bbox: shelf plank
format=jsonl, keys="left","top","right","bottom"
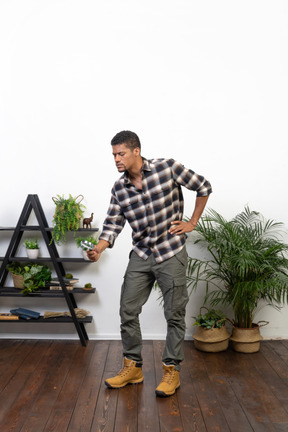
{"left": 0, "top": 226, "right": 99, "bottom": 232}
{"left": 0, "top": 287, "right": 96, "bottom": 297}
{"left": 1, "top": 257, "right": 95, "bottom": 263}
{"left": 0, "top": 316, "right": 93, "bottom": 323}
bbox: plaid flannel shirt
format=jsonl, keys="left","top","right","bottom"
{"left": 99, "top": 157, "right": 212, "bottom": 263}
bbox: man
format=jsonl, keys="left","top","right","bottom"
{"left": 88, "top": 130, "right": 212, "bottom": 397}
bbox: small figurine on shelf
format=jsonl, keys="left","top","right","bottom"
{"left": 83, "top": 213, "right": 94, "bottom": 229}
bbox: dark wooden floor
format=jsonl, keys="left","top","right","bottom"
{"left": 1, "top": 339, "right": 288, "bottom": 432}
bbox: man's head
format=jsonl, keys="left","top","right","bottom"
{"left": 111, "top": 130, "right": 141, "bottom": 151}
{"left": 111, "top": 130, "right": 142, "bottom": 173}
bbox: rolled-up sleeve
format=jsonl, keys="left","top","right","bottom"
{"left": 99, "top": 192, "right": 126, "bottom": 248}
{"left": 170, "top": 159, "right": 212, "bottom": 197}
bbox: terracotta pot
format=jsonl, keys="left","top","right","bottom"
{"left": 193, "top": 325, "right": 230, "bottom": 352}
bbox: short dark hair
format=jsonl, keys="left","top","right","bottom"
{"left": 111, "top": 130, "right": 141, "bottom": 151}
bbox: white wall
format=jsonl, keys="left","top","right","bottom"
{"left": 0, "top": 0, "right": 288, "bottom": 341}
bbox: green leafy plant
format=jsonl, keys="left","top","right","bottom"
{"left": 75, "top": 235, "right": 98, "bottom": 248}
{"left": 51, "top": 194, "right": 86, "bottom": 245}
{"left": 6, "top": 262, "right": 52, "bottom": 295}
{"left": 6, "top": 262, "right": 25, "bottom": 276}
{"left": 22, "top": 264, "right": 52, "bottom": 295}
{"left": 23, "top": 239, "right": 39, "bottom": 249}
{"left": 187, "top": 207, "right": 288, "bottom": 328}
{"left": 193, "top": 308, "right": 227, "bottom": 329}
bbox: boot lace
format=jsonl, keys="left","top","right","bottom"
{"left": 117, "top": 362, "right": 132, "bottom": 377}
{"left": 161, "top": 368, "right": 176, "bottom": 384}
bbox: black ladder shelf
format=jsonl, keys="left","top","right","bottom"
{"left": 0, "top": 194, "right": 98, "bottom": 346}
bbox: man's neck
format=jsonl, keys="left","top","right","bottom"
{"left": 128, "top": 157, "right": 143, "bottom": 189}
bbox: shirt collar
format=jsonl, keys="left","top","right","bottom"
{"left": 123, "top": 157, "right": 151, "bottom": 184}
{"left": 141, "top": 157, "right": 151, "bottom": 172}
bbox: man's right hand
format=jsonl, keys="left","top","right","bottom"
{"left": 87, "top": 245, "right": 102, "bottom": 262}
{"left": 87, "top": 239, "right": 109, "bottom": 262}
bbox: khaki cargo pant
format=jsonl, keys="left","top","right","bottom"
{"left": 120, "top": 246, "right": 189, "bottom": 371}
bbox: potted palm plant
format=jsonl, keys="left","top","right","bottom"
{"left": 187, "top": 207, "right": 288, "bottom": 353}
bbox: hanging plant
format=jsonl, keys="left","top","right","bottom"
{"left": 51, "top": 194, "right": 86, "bottom": 245}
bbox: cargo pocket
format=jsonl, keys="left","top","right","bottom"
{"left": 171, "top": 276, "right": 189, "bottom": 313}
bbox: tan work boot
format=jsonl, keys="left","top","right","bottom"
{"left": 105, "top": 357, "right": 144, "bottom": 389}
{"left": 155, "top": 363, "right": 180, "bottom": 397}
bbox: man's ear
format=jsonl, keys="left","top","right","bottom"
{"left": 134, "top": 147, "right": 141, "bottom": 156}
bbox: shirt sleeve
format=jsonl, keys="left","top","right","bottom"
{"left": 98, "top": 190, "right": 126, "bottom": 248}
{"left": 170, "top": 159, "right": 212, "bottom": 197}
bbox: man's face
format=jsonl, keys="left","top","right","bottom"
{"left": 112, "top": 143, "right": 140, "bottom": 172}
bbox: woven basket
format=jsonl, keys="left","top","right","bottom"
{"left": 193, "top": 326, "right": 230, "bottom": 352}
{"left": 230, "top": 322, "right": 268, "bottom": 353}
{"left": 12, "top": 273, "right": 24, "bottom": 289}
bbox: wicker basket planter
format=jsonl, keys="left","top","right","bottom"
{"left": 12, "top": 273, "right": 24, "bottom": 289}
{"left": 193, "top": 325, "right": 230, "bottom": 352}
{"left": 230, "top": 322, "right": 268, "bottom": 353}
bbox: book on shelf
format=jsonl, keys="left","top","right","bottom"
{"left": 0, "top": 313, "right": 19, "bottom": 320}
{"left": 10, "top": 308, "right": 40, "bottom": 320}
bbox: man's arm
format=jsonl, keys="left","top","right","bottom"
{"left": 168, "top": 195, "right": 209, "bottom": 235}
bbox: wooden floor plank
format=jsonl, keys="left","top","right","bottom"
{"left": 137, "top": 340, "right": 161, "bottom": 432}
{"left": 250, "top": 349, "right": 288, "bottom": 410}
{"left": 0, "top": 340, "right": 37, "bottom": 390}
{"left": 19, "top": 341, "right": 80, "bottom": 432}
{"left": 201, "top": 347, "right": 254, "bottom": 432}
{"left": 43, "top": 341, "right": 96, "bottom": 432}
{"left": 68, "top": 341, "right": 109, "bottom": 432}
{"left": 185, "top": 342, "right": 231, "bottom": 432}
{"left": 90, "top": 380, "right": 118, "bottom": 432}
{"left": 0, "top": 340, "right": 288, "bottom": 432}
{"left": 114, "top": 384, "right": 138, "bottom": 432}
{"left": 178, "top": 343, "right": 207, "bottom": 432}
{"left": 90, "top": 340, "right": 123, "bottom": 432}
{"left": 222, "top": 350, "right": 278, "bottom": 432}
{"left": 0, "top": 340, "right": 53, "bottom": 430}
{"left": 262, "top": 341, "right": 288, "bottom": 382}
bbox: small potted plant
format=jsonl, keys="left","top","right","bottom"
{"left": 83, "top": 282, "right": 93, "bottom": 291}
{"left": 75, "top": 235, "right": 98, "bottom": 260}
{"left": 23, "top": 239, "right": 39, "bottom": 259}
{"left": 6, "top": 262, "right": 25, "bottom": 289}
{"left": 51, "top": 194, "right": 86, "bottom": 245}
{"left": 192, "top": 307, "right": 230, "bottom": 352}
{"left": 6, "top": 262, "right": 52, "bottom": 294}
